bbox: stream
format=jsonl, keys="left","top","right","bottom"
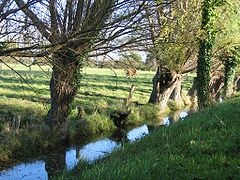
{"left": 0, "top": 110, "right": 189, "bottom": 180}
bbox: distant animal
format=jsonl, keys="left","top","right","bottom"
{"left": 125, "top": 68, "right": 137, "bottom": 78}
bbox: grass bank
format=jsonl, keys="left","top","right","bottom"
{"left": 56, "top": 96, "right": 240, "bottom": 179}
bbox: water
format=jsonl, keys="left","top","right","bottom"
{"left": 0, "top": 161, "right": 47, "bottom": 180}
{"left": 162, "top": 110, "right": 189, "bottom": 126}
{"left": 0, "top": 110, "right": 189, "bottom": 180}
{"left": 127, "top": 124, "right": 149, "bottom": 142}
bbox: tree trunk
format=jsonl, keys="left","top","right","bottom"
{"left": 170, "top": 75, "right": 184, "bottom": 107}
{"left": 197, "top": 0, "right": 216, "bottom": 109}
{"left": 149, "top": 67, "right": 161, "bottom": 104}
{"left": 159, "top": 82, "right": 176, "bottom": 110}
{"left": 47, "top": 52, "right": 80, "bottom": 128}
{"left": 159, "top": 74, "right": 182, "bottom": 111}
{"left": 235, "top": 76, "right": 240, "bottom": 92}
{"left": 188, "top": 77, "right": 198, "bottom": 104}
{"left": 223, "top": 59, "right": 237, "bottom": 97}
{"left": 197, "top": 38, "right": 212, "bottom": 109}
{"left": 149, "top": 67, "right": 181, "bottom": 111}
{"left": 209, "top": 72, "right": 224, "bottom": 99}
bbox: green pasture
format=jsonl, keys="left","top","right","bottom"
{"left": 0, "top": 63, "right": 194, "bottom": 112}
{"left": 0, "top": 63, "right": 157, "bottom": 112}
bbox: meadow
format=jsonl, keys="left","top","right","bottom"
{"left": 0, "top": 64, "right": 154, "bottom": 113}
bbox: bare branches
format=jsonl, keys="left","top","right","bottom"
{"left": 73, "top": 0, "right": 84, "bottom": 31}
{"left": 49, "top": 0, "right": 59, "bottom": 38}
{"left": 14, "top": 0, "right": 51, "bottom": 41}
{"left": 0, "top": 0, "right": 165, "bottom": 65}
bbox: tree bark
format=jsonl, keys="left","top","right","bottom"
{"left": 149, "top": 67, "right": 161, "bottom": 104}
{"left": 149, "top": 67, "right": 182, "bottom": 111}
{"left": 197, "top": 0, "right": 216, "bottom": 109}
{"left": 159, "top": 74, "right": 181, "bottom": 111}
{"left": 235, "top": 76, "right": 240, "bottom": 92}
{"left": 47, "top": 52, "right": 80, "bottom": 127}
{"left": 170, "top": 75, "right": 184, "bottom": 107}
{"left": 209, "top": 72, "right": 224, "bottom": 99}
{"left": 188, "top": 77, "right": 198, "bottom": 104}
{"left": 223, "top": 59, "right": 237, "bottom": 97}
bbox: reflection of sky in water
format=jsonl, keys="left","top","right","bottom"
{"left": 162, "top": 117, "right": 170, "bottom": 126}
{"left": 180, "top": 111, "right": 188, "bottom": 119}
{"left": 127, "top": 124, "right": 149, "bottom": 142}
{"left": 79, "top": 139, "right": 120, "bottom": 163}
{"left": 162, "top": 111, "right": 189, "bottom": 126}
{"left": 65, "top": 149, "right": 79, "bottom": 170}
{"left": 0, "top": 160, "right": 47, "bottom": 180}
{"left": 219, "top": 96, "right": 223, "bottom": 103}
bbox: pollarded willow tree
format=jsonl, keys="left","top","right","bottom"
{"left": 142, "top": 0, "right": 202, "bottom": 110}
{"left": 0, "top": 0, "right": 147, "bottom": 128}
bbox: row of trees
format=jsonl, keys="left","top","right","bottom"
{"left": 148, "top": 0, "right": 240, "bottom": 110}
{"left": 0, "top": 0, "right": 239, "bottom": 130}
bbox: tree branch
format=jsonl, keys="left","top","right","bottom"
{"left": 14, "top": 0, "right": 51, "bottom": 41}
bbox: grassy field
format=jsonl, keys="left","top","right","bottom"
{"left": 0, "top": 64, "right": 156, "bottom": 112}
{"left": 56, "top": 95, "right": 240, "bottom": 179}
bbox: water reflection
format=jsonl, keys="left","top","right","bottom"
{"left": 65, "top": 149, "right": 79, "bottom": 170}
{"left": 162, "top": 110, "right": 189, "bottom": 126}
{"left": 65, "top": 139, "right": 120, "bottom": 170}
{"left": 0, "top": 161, "right": 47, "bottom": 180}
{"left": 180, "top": 111, "right": 188, "bottom": 119}
{"left": 162, "top": 117, "right": 170, "bottom": 126}
{"left": 110, "top": 128, "right": 127, "bottom": 142}
{"left": 44, "top": 149, "right": 66, "bottom": 178}
{"left": 127, "top": 125, "right": 149, "bottom": 142}
{"left": 79, "top": 139, "right": 120, "bottom": 163}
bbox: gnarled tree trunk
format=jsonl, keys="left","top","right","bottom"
{"left": 170, "top": 75, "right": 184, "bottom": 107}
{"left": 209, "top": 72, "right": 224, "bottom": 99}
{"left": 149, "top": 67, "right": 161, "bottom": 104}
{"left": 149, "top": 66, "right": 182, "bottom": 111}
{"left": 223, "top": 59, "right": 237, "bottom": 97}
{"left": 47, "top": 52, "right": 81, "bottom": 128}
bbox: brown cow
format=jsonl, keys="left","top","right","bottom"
{"left": 125, "top": 68, "right": 137, "bottom": 78}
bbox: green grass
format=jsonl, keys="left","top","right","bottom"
{"left": 56, "top": 95, "right": 240, "bottom": 179}
{"left": 0, "top": 64, "right": 155, "bottom": 109}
